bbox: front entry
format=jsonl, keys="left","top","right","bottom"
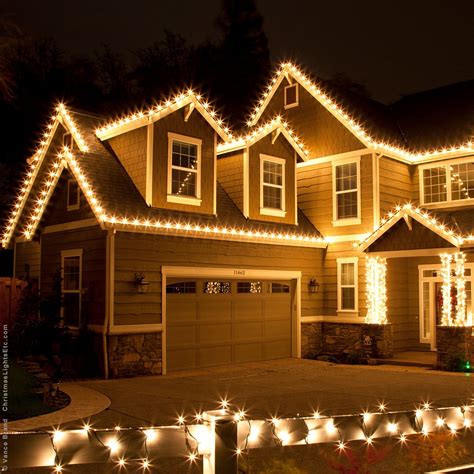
{"left": 419, "top": 265, "right": 473, "bottom": 350}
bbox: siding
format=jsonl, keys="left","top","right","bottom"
{"left": 248, "top": 133, "right": 297, "bottom": 225}
{"left": 152, "top": 109, "right": 215, "bottom": 214}
{"left": 107, "top": 126, "right": 148, "bottom": 200}
{"left": 41, "top": 226, "right": 107, "bottom": 326}
{"left": 297, "top": 154, "right": 374, "bottom": 237}
{"left": 114, "top": 232, "right": 324, "bottom": 326}
{"left": 14, "top": 240, "right": 41, "bottom": 280}
{"left": 259, "top": 79, "right": 365, "bottom": 158}
{"left": 216, "top": 152, "right": 244, "bottom": 214}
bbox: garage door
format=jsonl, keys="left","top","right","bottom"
{"left": 166, "top": 278, "right": 293, "bottom": 371}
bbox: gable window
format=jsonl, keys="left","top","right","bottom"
{"left": 337, "top": 257, "right": 358, "bottom": 312}
{"left": 61, "top": 249, "right": 82, "bottom": 327}
{"left": 332, "top": 158, "right": 361, "bottom": 226}
{"left": 167, "top": 132, "right": 202, "bottom": 206}
{"left": 67, "top": 178, "right": 80, "bottom": 211}
{"left": 284, "top": 83, "right": 299, "bottom": 109}
{"left": 260, "top": 154, "right": 286, "bottom": 217}
{"left": 63, "top": 132, "right": 73, "bottom": 149}
{"left": 421, "top": 159, "right": 474, "bottom": 205}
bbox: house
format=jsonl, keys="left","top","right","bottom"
{"left": 3, "top": 63, "right": 474, "bottom": 377}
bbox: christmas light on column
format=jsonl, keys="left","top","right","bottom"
{"left": 440, "top": 254, "right": 453, "bottom": 326}
{"left": 365, "top": 256, "right": 387, "bottom": 324}
{"left": 454, "top": 252, "right": 468, "bottom": 326}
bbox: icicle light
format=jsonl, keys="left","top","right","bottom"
{"left": 365, "top": 256, "right": 388, "bottom": 324}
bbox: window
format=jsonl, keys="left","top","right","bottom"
{"left": 167, "top": 132, "right": 202, "bottom": 206}
{"left": 62, "top": 132, "right": 73, "bottom": 149}
{"left": 333, "top": 159, "right": 360, "bottom": 225}
{"left": 237, "top": 281, "right": 262, "bottom": 293}
{"left": 270, "top": 283, "right": 290, "bottom": 293}
{"left": 337, "top": 258, "right": 358, "bottom": 312}
{"left": 421, "top": 160, "right": 474, "bottom": 205}
{"left": 61, "top": 250, "right": 82, "bottom": 327}
{"left": 166, "top": 281, "right": 196, "bottom": 294}
{"left": 260, "top": 155, "right": 286, "bottom": 217}
{"left": 284, "top": 83, "right": 299, "bottom": 109}
{"left": 204, "top": 281, "right": 231, "bottom": 294}
{"left": 67, "top": 179, "right": 80, "bottom": 211}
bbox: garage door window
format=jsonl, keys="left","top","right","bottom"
{"left": 204, "top": 281, "right": 231, "bottom": 294}
{"left": 237, "top": 281, "right": 262, "bottom": 293}
{"left": 166, "top": 281, "right": 196, "bottom": 294}
{"left": 270, "top": 283, "right": 290, "bottom": 293}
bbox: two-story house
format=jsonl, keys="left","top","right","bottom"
{"left": 3, "top": 62, "right": 473, "bottom": 377}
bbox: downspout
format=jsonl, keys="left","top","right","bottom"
{"left": 103, "top": 228, "right": 115, "bottom": 379}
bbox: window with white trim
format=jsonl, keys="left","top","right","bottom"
{"left": 337, "top": 257, "right": 358, "bottom": 312}
{"left": 61, "top": 250, "right": 82, "bottom": 327}
{"left": 167, "top": 133, "right": 202, "bottom": 206}
{"left": 260, "top": 154, "right": 286, "bottom": 217}
{"left": 284, "top": 83, "right": 299, "bottom": 109}
{"left": 62, "top": 132, "right": 73, "bottom": 149}
{"left": 333, "top": 159, "right": 360, "bottom": 225}
{"left": 67, "top": 179, "right": 80, "bottom": 211}
{"left": 421, "top": 160, "right": 474, "bottom": 205}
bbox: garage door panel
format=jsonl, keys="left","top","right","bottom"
{"left": 167, "top": 299, "right": 198, "bottom": 322}
{"left": 233, "top": 321, "right": 263, "bottom": 342}
{"left": 233, "top": 342, "right": 263, "bottom": 363}
{"left": 168, "top": 325, "right": 197, "bottom": 345}
{"left": 264, "top": 300, "right": 292, "bottom": 319}
{"left": 199, "top": 345, "right": 232, "bottom": 367}
{"left": 199, "top": 323, "right": 232, "bottom": 344}
{"left": 264, "top": 339, "right": 292, "bottom": 359}
{"left": 168, "top": 348, "right": 197, "bottom": 371}
{"left": 264, "top": 319, "right": 291, "bottom": 338}
{"left": 199, "top": 301, "right": 232, "bottom": 321}
{"left": 233, "top": 300, "right": 264, "bottom": 320}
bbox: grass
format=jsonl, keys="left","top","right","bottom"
{"left": 8, "top": 360, "right": 57, "bottom": 421}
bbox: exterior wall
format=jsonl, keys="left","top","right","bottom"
{"left": 216, "top": 152, "right": 244, "bottom": 214}
{"left": 41, "top": 226, "right": 107, "bottom": 326}
{"left": 152, "top": 109, "right": 216, "bottom": 214}
{"left": 248, "top": 133, "right": 297, "bottom": 225}
{"left": 107, "top": 126, "right": 147, "bottom": 200}
{"left": 379, "top": 156, "right": 417, "bottom": 215}
{"left": 113, "top": 232, "right": 324, "bottom": 326}
{"left": 297, "top": 153, "right": 374, "bottom": 237}
{"left": 14, "top": 240, "right": 41, "bottom": 280}
{"left": 259, "top": 79, "right": 364, "bottom": 158}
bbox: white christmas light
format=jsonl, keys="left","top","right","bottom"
{"left": 365, "top": 257, "right": 388, "bottom": 324}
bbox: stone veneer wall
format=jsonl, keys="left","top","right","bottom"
{"left": 301, "top": 322, "right": 393, "bottom": 359}
{"left": 436, "top": 326, "right": 473, "bottom": 370}
{"left": 108, "top": 332, "right": 162, "bottom": 378}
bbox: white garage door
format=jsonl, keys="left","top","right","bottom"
{"left": 166, "top": 278, "right": 293, "bottom": 371}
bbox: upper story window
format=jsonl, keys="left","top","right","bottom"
{"left": 332, "top": 158, "right": 361, "bottom": 226}
{"left": 260, "top": 154, "right": 286, "bottom": 217}
{"left": 421, "top": 159, "right": 474, "bottom": 205}
{"left": 167, "top": 132, "right": 202, "bottom": 206}
{"left": 63, "top": 132, "right": 73, "bottom": 149}
{"left": 337, "top": 257, "right": 358, "bottom": 312}
{"left": 284, "top": 83, "right": 299, "bottom": 109}
{"left": 67, "top": 178, "right": 80, "bottom": 211}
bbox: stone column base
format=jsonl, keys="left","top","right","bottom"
{"left": 436, "top": 326, "right": 473, "bottom": 371}
{"left": 360, "top": 324, "right": 393, "bottom": 359}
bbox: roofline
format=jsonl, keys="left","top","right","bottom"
{"left": 248, "top": 62, "right": 474, "bottom": 164}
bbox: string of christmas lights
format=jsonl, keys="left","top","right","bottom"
{"left": 248, "top": 62, "right": 474, "bottom": 162}
{"left": 365, "top": 256, "right": 388, "bottom": 324}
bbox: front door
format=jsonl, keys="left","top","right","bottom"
{"left": 419, "top": 265, "right": 473, "bottom": 350}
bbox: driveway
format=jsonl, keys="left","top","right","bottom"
{"left": 72, "top": 358, "right": 474, "bottom": 429}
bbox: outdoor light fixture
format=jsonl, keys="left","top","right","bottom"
{"left": 308, "top": 278, "right": 320, "bottom": 294}
{"left": 135, "top": 273, "right": 150, "bottom": 294}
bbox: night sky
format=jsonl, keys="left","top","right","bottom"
{"left": 4, "top": 0, "right": 473, "bottom": 103}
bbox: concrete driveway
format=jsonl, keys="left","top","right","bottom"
{"left": 72, "top": 358, "right": 474, "bottom": 430}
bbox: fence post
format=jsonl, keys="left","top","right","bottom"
{"left": 202, "top": 410, "right": 238, "bottom": 474}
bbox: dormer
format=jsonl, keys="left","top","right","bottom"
{"left": 217, "top": 118, "right": 309, "bottom": 225}
{"left": 96, "top": 92, "right": 231, "bottom": 215}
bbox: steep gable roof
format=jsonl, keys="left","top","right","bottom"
{"left": 249, "top": 62, "right": 474, "bottom": 163}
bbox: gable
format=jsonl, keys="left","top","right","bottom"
{"left": 367, "top": 218, "right": 455, "bottom": 252}
{"left": 259, "top": 77, "right": 365, "bottom": 159}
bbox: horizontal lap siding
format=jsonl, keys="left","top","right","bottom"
{"left": 297, "top": 154, "right": 374, "bottom": 237}
{"left": 216, "top": 153, "right": 244, "bottom": 213}
{"left": 41, "top": 226, "right": 106, "bottom": 326}
{"left": 114, "top": 233, "right": 324, "bottom": 326}
{"left": 15, "top": 240, "right": 41, "bottom": 279}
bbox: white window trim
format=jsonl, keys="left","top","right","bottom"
{"left": 67, "top": 178, "right": 80, "bottom": 211}
{"left": 260, "top": 154, "right": 286, "bottom": 217}
{"left": 337, "top": 257, "right": 359, "bottom": 313}
{"left": 332, "top": 156, "right": 361, "bottom": 226}
{"left": 61, "top": 249, "right": 83, "bottom": 328}
{"left": 167, "top": 132, "right": 202, "bottom": 206}
{"left": 420, "top": 156, "right": 474, "bottom": 207}
{"left": 284, "top": 83, "right": 299, "bottom": 110}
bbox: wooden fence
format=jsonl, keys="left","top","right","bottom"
{"left": 0, "top": 277, "right": 26, "bottom": 326}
